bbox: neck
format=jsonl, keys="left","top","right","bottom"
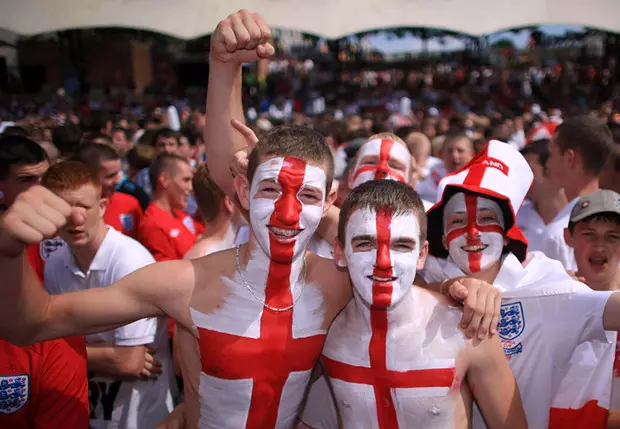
{"left": 152, "top": 194, "right": 174, "bottom": 216}
{"left": 417, "top": 154, "right": 429, "bottom": 169}
{"left": 351, "top": 286, "right": 417, "bottom": 332}
{"left": 237, "top": 237, "right": 306, "bottom": 296}
{"left": 583, "top": 271, "right": 620, "bottom": 292}
{"left": 71, "top": 224, "right": 108, "bottom": 273}
{"left": 533, "top": 187, "right": 568, "bottom": 224}
{"left": 203, "top": 214, "right": 234, "bottom": 242}
{"left": 564, "top": 173, "right": 599, "bottom": 202}
{"left": 467, "top": 259, "right": 503, "bottom": 285}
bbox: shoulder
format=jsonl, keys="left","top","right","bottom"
{"left": 106, "top": 230, "right": 155, "bottom": 268}
{"left": 309, "top": 254, "right": 352, "bottom": 310}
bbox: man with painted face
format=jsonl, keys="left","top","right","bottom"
{"left": 421, "top": 140, "right": 620, "bottom": 429}
{"left": 322, "top": 180, "right": 527, "bottom": 429}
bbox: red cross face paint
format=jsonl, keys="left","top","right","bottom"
{"left": 250, "top": 156, "right": 326, "bottom": 263}
{"left": 443, "top": 192, "right": 505, "bottom": 274}
{"left": 345, "top": 207, "right": 420, "bottom": 309}
{"left": 351, "top": 139, "right": 410, "bottom": 189}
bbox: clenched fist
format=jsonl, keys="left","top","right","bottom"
{"left": 211, "top": 10, "right": 274, "bottom": 64}
{"left": 0, "top": 186, "right": 84, "bottom": 257}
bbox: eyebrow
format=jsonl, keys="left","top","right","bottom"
{"left": 351, "top": 234, "right": 375, "bottom": 242}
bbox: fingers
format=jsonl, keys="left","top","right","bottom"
{"left": 448, "top": 282, "right": 468, "bottom": 302}
{"left": 252, "top": 12, "right": 272, "bottom": 44}
{"left": 231, "top": 119, "right": 259, "bottom": 147}
{"left": 229, "top": 12, "right": 251, "bottom": 51}
{"left": 240, "top": 9, "right": 262, "bottom": 50}
{"left": 467, "top": 290, "right": 486, "bottom": 339}
{"left": 459, "top": 286, "right": 477, "bottom": 335}
{"left": 476, "top": 290, "right": 498, "bottom": 340}
{"left": 489, "top": 291, "right": 502, "bottom": 335}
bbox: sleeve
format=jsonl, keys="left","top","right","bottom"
{"left": 545, "top": 291, "right": 614, "bottom": 349}
{"left": 109, "top": 242, "right": 158, "bottom": 346}
{"left": 34, "top": 338, "right": 89, "bottom": 429}
{"left": 138, "top": 225, "right": 180, "bottom": 261}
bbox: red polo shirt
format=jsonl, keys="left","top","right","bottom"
{"left": 104, "top": 192, "right": 144, "bottom": 239}
{"left": 138, "top": 203, "right": 204, "bottom": 262}
{"left": 0, "top": 338, "right": 89, "bottom": 429}
{"left": 25, "top": 238, "right": 67, "bottom": 285}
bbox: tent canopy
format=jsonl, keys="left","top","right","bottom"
{"left": 2, "top": 0, "right": 619, "bottom": 40}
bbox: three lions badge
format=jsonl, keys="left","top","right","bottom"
{"left": 499, "top": 302, "right": 525, "bottom": 357}
{"left": 0, "top": 375, "right": 29, "bottom": 414}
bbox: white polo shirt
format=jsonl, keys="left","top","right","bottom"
{"left": 516, "top": 199, "right": 547, "bottom": 253}
{"left": 423, "top": 252, "right": 612, "bottom": 429}
{"left": 541, "top": 197, "right": 579, "bottom": 271}
{"left": 44, "top": 227, "right": 175, "bottom": 429}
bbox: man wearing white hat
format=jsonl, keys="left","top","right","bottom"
{"left": 422, "top": 140, "right": 620, "bottom": 428}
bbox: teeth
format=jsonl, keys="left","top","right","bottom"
{"left": 463, "top": 245, "right": 486, "bottom": 252}
{"left": 269, "top": 227, "right": 301, "bottom": 238}
{"left": 368, "top": 276, "right": 396, "bottom": 282}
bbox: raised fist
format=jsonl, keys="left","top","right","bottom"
{"left": 0, "top": 186, "right": 83, "bottom": 257}
{"left": 211, "top": 10, "right": 274, "bottom": 64}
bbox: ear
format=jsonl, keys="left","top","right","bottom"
{"left": 441, "top": 234, "right": 448, "bottom": 251}
{"left": 347, "top": 167, "right": 356, "bottom": 190}
{"left": 333, "top": 239, "right": 348, "bottom": 268}
{"left": 99, "top": 197, "right": 109, "bottom": 217}
{"left": 417, "top": 240, "right": 429, "bottom": 271}
{"left": 503, "top": 235, "right": 510, "bottom": 246}
{"left": 223, "top": 195, "right": 234, "bottom": 215}
{"left": 323, "top": 187, "right": 337, "bottom": 215}
{"left": 233, "top": 174, "right": 251, "bottom": 212}
{"left": 159, "top": 171, "right": 171, "bottom": 189}
{"left": 566, "top": 149, "right": 577, "bottom": 169}
{"left": 563, "top": 227, "right": 574, "bottom": 248}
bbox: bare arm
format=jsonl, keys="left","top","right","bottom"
{"left": 609, "top": 410, "right": 620, "bottom": 429}
{"left": 176, "top": 325, "right": 202, "bottom": 429}
{"left": 466, "top": 335, "right": 528, "bottom": 429}
{"left": 86, "top": 344, "right": 162, "bottom": 380}
{"left": 204, "top": 10, "right": 273, "bottom": 200}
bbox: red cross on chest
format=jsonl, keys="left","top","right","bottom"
{"left": 197, "top": 156, "right": 326, "bottom": 428}
{"left": 323, "top": 208, "right": 455, "bottom": 428}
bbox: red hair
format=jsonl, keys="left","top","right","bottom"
{"left": 41, "top": 161, "right": 101, "bottom": 192}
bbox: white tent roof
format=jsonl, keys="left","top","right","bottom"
{"left": 2, "top": 0, "right": 619, "bottom": 39}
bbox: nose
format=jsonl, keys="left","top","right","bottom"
{"left": 466, "top": 219, "right": 479, "bottom": 239}
{"left": 275, "top": 190, "right": 301, "bottom": 226}
{"left": 374, "top": 241, "right": 392, "bottom": 271}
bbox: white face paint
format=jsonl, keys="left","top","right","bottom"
{"left": 345, "top": 207, "right": 420, "bottom": 309}
{"left": 443, "top": 192, "right": 505, "bottom": 274}
{"left": 350, "top": 139, "right": 411, "bottom": 189}
{"left": 250, "top": 156, "right": 326, "bottom": 263}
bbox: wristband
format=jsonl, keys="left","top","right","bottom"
{"left": 439, "top": 278, "right": 450, "bottom": 296}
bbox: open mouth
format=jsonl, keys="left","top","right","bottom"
{"left": 267, "top": 226, "right": 303, "bottom": 240}
{"left": 367, "top": 275, "right": 397, "bottom": 283}
{"left": 588, "top": 256, "right": 609, "bottom": 269}
{"left": 461, "top": 244, "right": 488, "bottom": 253}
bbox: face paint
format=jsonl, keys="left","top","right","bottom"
{"left": 345, "top": 207, "right": 420, "bottom": 309}
{"left": 351, "top": 139, "right": 411, "bottom": 189}
{"left": 443, "top": 193, "right": 505, "bottom": 274}
{"left": 250, "top": 156, "right": 326, "bottom": 263}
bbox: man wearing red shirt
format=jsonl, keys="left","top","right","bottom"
{"left": 0, "top": 135, "right": 89, "bottom": 428}
{"left": 138, "top": 153, "right": 203, "bottom": 261}
{"left": 72, "top": 143, "right": 144, "bottom": 239}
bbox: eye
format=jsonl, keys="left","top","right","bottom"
{"left": 393, "top": 243, "right": 415, "bottom": 252}
{"left": 299, "top": 192, "right": 319, "bottom": 201}
{"left": 354, "top": 241, "right": 373, "bottom": 251}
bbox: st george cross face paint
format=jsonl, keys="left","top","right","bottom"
{"left": 249, "top": 156, "right": 326, "bottom": 263}
{"left": 443, "top": 192, "right": 505, "bottom": 274}
{"left": 344, "top": 207, "right": 420, "bottom": 309}
{"left": 350, "top": 139, "right": 411, "bottom": 189}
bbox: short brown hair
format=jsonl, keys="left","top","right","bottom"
{"left": 71, "top": 142, "right": 119, "bottom": 173}
{"left": 368, "top": 132, "right": 408, "bottom": 148}
{"left": 149, "top": 153, "right": 189, "bottom": 191}
{"left": 247, "top": 125, "right": 334, "bottom": 193}
{"left": 193, "top": 164, "right": 226, "bottom": 222}
{"left": 41, "top": 161, "right": 100, "bottom": 192}
{"left": 126, "top": 144, "right": 155, "bottom": 171}
{"left": 555, "top": 116, "right": 613, "bottom": 174}
{"left": 337, "top": 180, "right": 427, "bottom": 246}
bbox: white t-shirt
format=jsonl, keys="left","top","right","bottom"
{"left": 541, "top": 197, "right": 578, "bottom": 271}
{"left": 44, "top": 227, "right": 175, "bottom": 429}
{"left": 415, "top": 157, "right": 444, "bottom": 203}
{"left": 423, "top": 252, "right": 612, "bottom": 429}
{"left": 516, "top": 199, "right": 547, "bottom": 253}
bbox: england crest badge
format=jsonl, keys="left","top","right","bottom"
{"left": 39, "top": 238, "right": 66, "bottom": 261}
{"left": 0, "top": 374, "right": 29, "bottom": 414}
{"left": 499, "top": 302, "right": 525, "bottom": 357}
{"left": 120, "top": 214, "right": 134, "bottom": 232}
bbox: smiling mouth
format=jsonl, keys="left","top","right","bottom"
{"left": 367, "top": 275, "right": 397, "bottom": 283}
{"left": 461, "top": 244, "right": 488, "bottom": 253}
{"left": 589, "top": 256, "right": 609, "bottom": 269}
{"left": 267, "top": 226, "right": 303, "bottom": 240}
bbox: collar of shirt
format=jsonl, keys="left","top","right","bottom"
{"left": 65, "top": 227, "right": 115, "bottom": 277}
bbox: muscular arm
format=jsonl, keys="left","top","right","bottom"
{"left": 0, "top": 255, "right": 193, "bottom": 346}
{"left": 466, "top": 335, "right": 528, "bottom": 429}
